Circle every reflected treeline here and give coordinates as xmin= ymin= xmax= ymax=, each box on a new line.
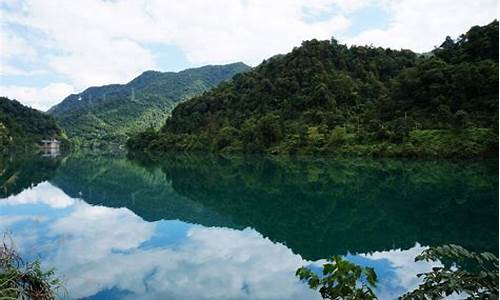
xmin=2 ymin=152 xmax=497 ymax=260
xmin=50 ymin=153 xmax=236 ymax=228
xmin=132 ymin=154 xmax=498 ymax=259
xmin=0 ymin=154 xmax=63 ymax=198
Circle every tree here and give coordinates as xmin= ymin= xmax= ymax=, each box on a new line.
xmin=296 ymin=256 xmax=377 ymax=300
xmin=297 ymin=245 xmax=499 ymax=300
xmin=255 ymin=113 xmax=282 ymax=148
xmin=453 ymin=110 xmax=469 ymax=129
xmin=307 ymin=126 xmax=326 ymax=148
xmin=0 ymin=122 xmax=9 ymax=147
xmin=0 ymin=97 xmax=66 ymax=151
xmin=215 ymin=126 xmax=238 ymax=150
xmin=391 ymin=117 xmax=410 ymax=143
xmin=437 ymin=104 xmax=452 ymax=127
xmin=328 ymin=126 xmax=348 ymax=147
xmin=126 ymin=127 xmax=158 ymax=151
xmin=400 ymin=245 xmax=498 ymax=300
xmin=441 ymin=36 xmax=456 ymax=50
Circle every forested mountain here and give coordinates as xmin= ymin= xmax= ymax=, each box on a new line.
xmin=128 ymin=21 xmax=498 ymax=157
xmin=0 ymin=97 xmax=67 ymax=150
xmin=49 ymin=62 xmax=250 ymax=146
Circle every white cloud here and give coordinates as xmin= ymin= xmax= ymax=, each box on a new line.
xmin=13 ymin=204 xmax=445 ymax=300
xmin=50 ymin=201 xmax=156 ymax=264
xmin=0 ymin=215 xmax=47 ymax=229
xmin=0 ymin=20 xmax=46 ymax=79
xmin=0 ymin=64 xmax=46 ymax=76
xmin=0 ymin=181 xmax=75 ymax=207
xmin=144 ymin=0 xmax=351 ymax=65
xmin=0 ymin=28 xmax=37 ymax=60
xmin=1 ymin=181 xmax=449 ymax=300
xmin=46 ymin=224 xmax=319 ymax=300
xmin=1 ymin=180 xmax=318 ymax=299
xmin=48 ymin=38 xmax=155 ymax=88
xmin=0 ymin=82 xmax=75 ymax=110
xmin=0 ymin=0 xmax=497 ymax=107
xmin=345 ymin=0 xmax=498 ymax=52
xmin=319 ymin=0 xmax=373 ymax=13
xmin=2 ymin=0 xmax=352 ymax=88
xmin=360 ymin=244 xmax=441 ymax=299
xmin=17 ymin=193 xmax=317 ymax=299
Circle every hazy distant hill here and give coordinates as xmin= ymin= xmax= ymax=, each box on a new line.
xmin=48 ymin=62 xmax=250 ymax=147
xmin=0 ymin=97 xmax=66 ymax=151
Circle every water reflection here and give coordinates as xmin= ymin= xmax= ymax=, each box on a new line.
xmin=0 ymin=153 xmax=497 ymax=299
xmin=56 ymin=153 xmax=498 ymax=257
xmin=0 ymin=154 xmax=62 ymax=198
xmin=1 ymin=183 xmax=438 ymax=300
xmin=1 ymin=183 xmax=319 ymax=300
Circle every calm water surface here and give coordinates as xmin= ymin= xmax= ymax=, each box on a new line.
xmin=0 ymin=153 xmax=498 ymax=300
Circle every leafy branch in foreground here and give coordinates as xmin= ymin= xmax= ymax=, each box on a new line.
xmin=297 ymin=245 xmax=499 ymax=300
xmin=399 ymin=244 xmax=498 ymax=300
xmin=0 ymin=234 xmax=63 ymax=300
xmin=296 ymin=255 xmax=377 ymax=300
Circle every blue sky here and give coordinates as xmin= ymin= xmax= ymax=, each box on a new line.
xmin=0 ymin=0 xmax=497 ymax=110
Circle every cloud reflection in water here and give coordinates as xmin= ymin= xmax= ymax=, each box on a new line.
xmin=0 ymin=182 xmax=440 ymax=300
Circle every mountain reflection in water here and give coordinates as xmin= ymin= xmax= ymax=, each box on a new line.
xmin=0 ymin=153 xmax=497 ymax=299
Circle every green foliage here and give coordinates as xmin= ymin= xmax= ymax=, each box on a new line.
xmin=49 ymin=63 xmax=250 ymax=147
xmin=399 ymin=245 xmax=498 ymax=300
xmin=215 ymin=125 xmax=239 ymax=150
xmin=0 ymin=234 xmax=63 ymax=300
xmin=298 ymin=245 xmax=499 ymax=300
xmin=0 ymin=122 xmax=9 ymax=149
xmin=130 ymin=21 xmax=498 ymax=158
xmin=0 ymin=97 xmax=67 ymax=151
xmin=434 ymin=21 xmax=498 ymax=63
xmin=296 ymin=256 xmax=377 ymax=300
xmin=328 ymin=126 xmax=349 ymax=147
xmin=126 ymin=127 xmax=159 ymax=151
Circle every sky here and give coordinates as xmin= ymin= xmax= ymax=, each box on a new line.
xmin=0 ymin=0 xmax=497 ymax=111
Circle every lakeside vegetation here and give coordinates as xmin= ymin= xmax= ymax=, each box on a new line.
xmin=0 ymin=97 xmax=68 ymax=152
xmin=298 ymin=244 xmax=498 ymax=300
xmin=0 ymin=234 xmax=62 ymax=300
xmin=128 ymin=21 xmax=498 ymax=157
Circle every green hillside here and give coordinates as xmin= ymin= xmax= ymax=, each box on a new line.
xmin=128 ymin=21 xmax=498 ymax=158
xmin=49 ymin=62 xmax=250 ymax=147
xmin=0 ymin=97 xmax=67 ymax=151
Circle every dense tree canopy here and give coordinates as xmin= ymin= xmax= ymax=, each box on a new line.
xmin=128 ymin=21 xmax=498 ymax=157
xmin=0 ymin=97 xmax=66 ymax=151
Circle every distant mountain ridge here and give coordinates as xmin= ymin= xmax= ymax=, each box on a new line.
xmin=48 ymin=62 xmax=250 ymax=146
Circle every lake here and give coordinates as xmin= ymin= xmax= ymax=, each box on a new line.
xmin=0 ymin=153 xmax=498 ymax=300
